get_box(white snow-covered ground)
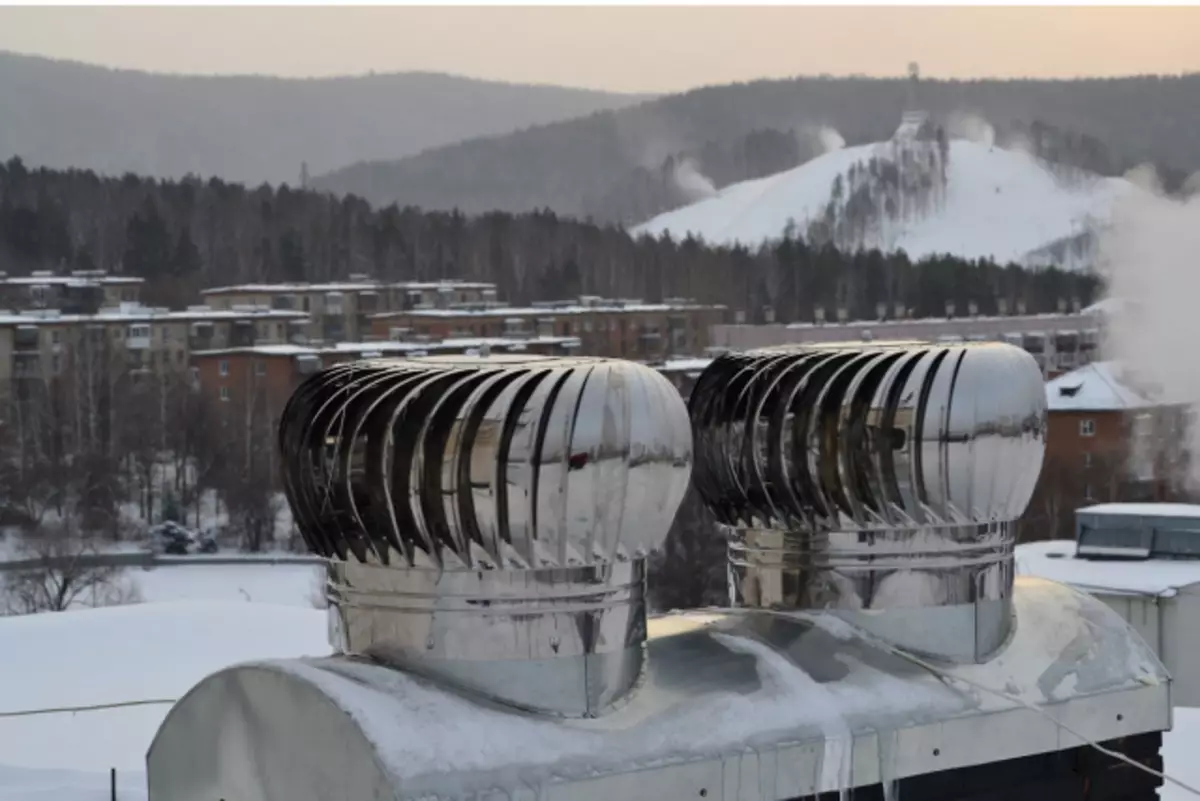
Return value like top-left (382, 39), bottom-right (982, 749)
top-left (633, 140), bottom-right (1137, 267)
top-left (0, 600), bottom-right (330, 800)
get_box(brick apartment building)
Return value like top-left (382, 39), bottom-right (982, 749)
top-left (201, 278), bottom-right (500, 344)
top-left (370, 296), bottom-right (728, 361)
top-left (190, 335), bottom-right (581, 418)
top-left (1028, 360), bottom-right (1190, 539)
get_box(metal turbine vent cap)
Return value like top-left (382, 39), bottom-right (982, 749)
top-left (278, 353), bottom-right (693, 717)
top-left (688, 340), bottom-right (1047, 662)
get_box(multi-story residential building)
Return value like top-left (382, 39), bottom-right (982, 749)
top-left (370, 296), bottom-right (727, 361)
top-left (0, 270), bottom-right (143, 313)
top-left (711, 309), bottom-right (1104, 378)
top-left (190, 335), bottom-right (581, 416)
top-left (1026, 360), bottom-right (1191, 539)
top-left (200, 277), bottom-right (500, 345)
top-left (0, 302), bottom-right (307, 385)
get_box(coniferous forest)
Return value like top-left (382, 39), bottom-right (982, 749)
top-left (0, 157), bottom-right (1102, 319)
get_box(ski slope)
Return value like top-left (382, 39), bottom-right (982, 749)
top-left (633, 140), bottom-right (1137, 267)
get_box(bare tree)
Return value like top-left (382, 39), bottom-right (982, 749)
top-left (1, 520), bottom-right (141, 615)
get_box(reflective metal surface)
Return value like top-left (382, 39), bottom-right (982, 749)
top-left (277, 354), bottom-right (693, 717)
top-left (689, 341), bottom-right (1047, 662)
top-left (146, 578), bottom-right (1171, 801)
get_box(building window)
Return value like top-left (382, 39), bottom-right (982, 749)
top-left (219, 360), bottom-right (229, 376)
top-left (51, 330), bottom-right (61, 345)
top-left (1079, 419), bottom-right (1095, 437)
top-left (219, 386), bottom-right (230, 402)
top-left (255, 360), bottom-right (266, 377)
top-left (1083, 452), bottom-right (1093, 468)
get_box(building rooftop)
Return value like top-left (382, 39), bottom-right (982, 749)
top-left (783, 310), bottom-right (1102, 332)
top-left (1016, 539), bottom-right (1200, 597)
top-left (0, 270), bottom-right (144, 287)
top-left (201, 280), bottom-right (498, 295)
top-left (373, 300), bottom-right (726, 319)
top-left (1044, 361), bottom-right (1156, 412)
top-left (1078, 502), bottom-right (1200, 519)
top-left (191, 335), bottom-right (583, 359)
top-left (0, 303), bottom-right (308, 326)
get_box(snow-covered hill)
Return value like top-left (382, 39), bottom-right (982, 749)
top-left (632, 139), bottom-right (1138, 269)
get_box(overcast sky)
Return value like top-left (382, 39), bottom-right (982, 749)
top-left (2, 6), bottom-right (1199, 94)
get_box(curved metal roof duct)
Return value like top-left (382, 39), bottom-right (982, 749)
top-left (689, 341), bottom-right (1046, 662)
top-left (278, 354), bottom-right (692, 717)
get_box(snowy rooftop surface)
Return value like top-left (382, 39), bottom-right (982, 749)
top-left (1, 274), bottom-right (143, 287)
top-left (0, 304), bottom-right (307, 326)
top-left (658, 357), bottom-right (713, 373)
top-left (373, 300), bottom-right (725, 318)
top-left (1045, 360), bottom-right (1155, 412)
top-left (783, 310), bottom-right (1100, 332)
top-left (1079, 502), bottom-right (1200, 519)
top-left (202, 280), bottom-right (497, 295)
top-left (633, 140), bottom-right (1137, 268)
top-left (230, 577), bottom-right (1165, 795)
top-left (0, 566), bottom-right (1192, 800)
top-left (191, 335), bottom-right (582, 359)
top-left (1015, 540), bottom-right (1200, 596)
top-left (0, 601), bottom-right (329, 774)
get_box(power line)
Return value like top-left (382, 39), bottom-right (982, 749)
top-left (0, 698), bottom-right (176, 719)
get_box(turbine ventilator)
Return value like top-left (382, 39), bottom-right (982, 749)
top-left (148, 347), bottom-right (1173, 801)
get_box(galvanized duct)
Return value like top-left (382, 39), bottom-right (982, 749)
top-left (277, 354), bottom-right (693, 717)
top-left (688, 341), bottom-right (1047, 662)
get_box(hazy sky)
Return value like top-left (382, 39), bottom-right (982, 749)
top-left (2, 6), bottom-right (1199, 94)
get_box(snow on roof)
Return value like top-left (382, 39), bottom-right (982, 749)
top-left (1045, 360), bottom-right (1155, 412)
top-left (202, 280), bottom-right (498, 295)
top-left (659, 357), bottom-right (712, 373)
top-left (1, 274), bottom-right (143, 287)
top-left (0, 601), bottom-right (330, 773)
top-left (0, 304), bottom-right (307, 326)
top-left (374, 300), bottom-right (724, 319)
top-left (1078, 503), bottom-right (1200, 519)
top-left (1015, 540), bottom-right (1200, 597)
top-left (190, 335), bottom-right (582, 359)
top-left (632, 139), bottom-right (1139, 269)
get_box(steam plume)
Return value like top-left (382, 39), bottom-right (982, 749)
top-left (672, 158), bottom-right (717, 202)
top-left (1099, 164), bottom-right (1200, 484)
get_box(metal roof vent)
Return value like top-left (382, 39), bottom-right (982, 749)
top-left (278, 354), bottom-right (692, 717)
top-left (688, 341), bottom-right (1046, 662)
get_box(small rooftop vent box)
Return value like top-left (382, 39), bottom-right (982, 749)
top-left (1076, 503), bottom-right (1200, 561)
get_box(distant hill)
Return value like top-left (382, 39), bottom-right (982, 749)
top-left (0, 50), bottom-right (648, 185)
top-left (312, 74), bottom-right (1200, 222)
top-left (635, 137), bottom-right (1141, 271)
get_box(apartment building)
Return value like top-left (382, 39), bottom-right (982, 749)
top-left (370, 296), bottom-right (728, 361)
top-left (0, 302), bottom-right (307, 384)
top-left (200, 277), bottom-right (500, 344)
top-left (190, 335), bottom-right (581, 412)
top-left (711, 309), bottom-right (1104, 378)
top-left (0, 270), bottom-right (143, 313)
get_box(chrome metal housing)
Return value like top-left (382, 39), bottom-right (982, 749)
top-left (689, 341), bottom-right (1047, 662)
top-left (278, 354), bottom-right (692, 717)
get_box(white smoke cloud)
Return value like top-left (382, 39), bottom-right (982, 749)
top-left (671, 157), bottom-right (717, 202)
top-left (1099, 165), bottom-right (1200, 484)
top-left (945, 112), bottom-right (995, 147)
top-left (798, 125), bottom-right (846, 157)
top-left (816, 126), bottom-right (846, 154)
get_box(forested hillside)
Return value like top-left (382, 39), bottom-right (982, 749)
top-left (0, 157), bottom-right (1101, 322)
top-left (0, 50), bottom-right (647, 185)
top-left (314, 73), bottom-right (1200, 221)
